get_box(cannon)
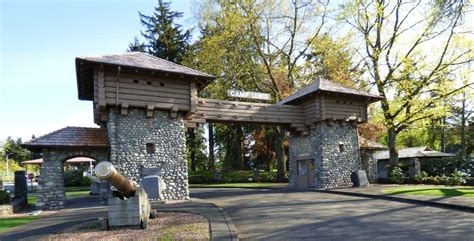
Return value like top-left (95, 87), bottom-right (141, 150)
top-left (95, 161), bottom-right (157, 229)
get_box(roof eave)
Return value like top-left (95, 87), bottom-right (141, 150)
top-left (78, 58), bottom-right (215, 80)
top-left (22, 144), bottom-right (109, 150)
top-left (280, 89), bottom-right (384, 106)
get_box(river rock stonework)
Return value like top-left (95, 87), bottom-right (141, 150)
top-left (38, 149), bottom-right (108, 210)
top-left (107, 108), bottom-right (189, 200)
top-left (360, 149), bottom-right (378, 183)
top-left (289, 121), bottom-right (361, 189)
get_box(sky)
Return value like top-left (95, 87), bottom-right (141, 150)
top-left (0, 0), bottom-right (196, 142)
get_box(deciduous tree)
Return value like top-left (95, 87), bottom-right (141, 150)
top-left (343, 0), bottom-right (473, 167)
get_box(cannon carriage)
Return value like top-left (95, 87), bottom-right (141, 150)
top-left (95, 161), bottom-right (157, 229)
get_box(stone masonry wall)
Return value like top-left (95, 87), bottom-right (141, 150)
top-left (107, 108), bottom-right (189, 200)
top-left (289, 121), bottom-right (361, 189)
top-left (360, 149), bottom-right (378, 182)
top-left (38, 149), bottom-right (108, 210)
top-left (288, 132), bottom-right (315, 189)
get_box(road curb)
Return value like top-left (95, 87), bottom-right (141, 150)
top-left (153, 200), bottom-right (239, 241)
top-left (321, 189), bottom-right (474, 213)
top-left (190, 185), bottom-right (287, 190)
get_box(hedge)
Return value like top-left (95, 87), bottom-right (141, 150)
top-left (188, 170), bottom-right (287, 184)
top-left (64, 169), bottom-right (90, 187)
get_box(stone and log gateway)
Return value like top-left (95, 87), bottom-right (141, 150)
top-left (23, 52), bottom-right (382, 210)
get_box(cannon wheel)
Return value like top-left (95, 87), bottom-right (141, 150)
top-left (140, 217), bottom-right (149, 230)
top-left (149, 209), bottom-right (157, 219)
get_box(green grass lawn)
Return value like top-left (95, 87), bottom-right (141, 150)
top-left (0, 216), bottom-right (39, 233)
top-left (2, 186), bottom-right (92, 233)
top-left (190, 183), bottom-right (286, 188)
top-left (28, 186), bottom-right (91, 205)
top-left (383, 187), bottom-right (474, 197)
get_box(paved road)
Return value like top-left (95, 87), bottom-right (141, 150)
top-left (191, 188), bottom-right (474, 241)
top-left (1, 196), bottom-right (107, 241)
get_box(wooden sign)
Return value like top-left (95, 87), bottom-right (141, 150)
top-left (227, 89), bottom-right (271, 100)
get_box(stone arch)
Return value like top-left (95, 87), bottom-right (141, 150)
top-left (36, 148), bottom-right (109, 210)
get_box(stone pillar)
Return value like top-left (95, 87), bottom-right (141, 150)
top-left (409, 158), bottom-right (421, 178)
top-left (360, 150), bottom-right (378, 183)
top-left (289, 121), bottom-right (360, 190)
top-left (99, 180), bottom-right (110, 205)
top-left (37, 151), bottom-right (65, 210)
top-left (13, 171), bottom-right (28, 211)
top-left (107, 108), bottom-right (189, 200)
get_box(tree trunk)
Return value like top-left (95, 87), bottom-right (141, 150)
top-left (428, 120), bottom-right (437, 149)
top-left (388, 127), bottom-right (399, 168)
top-left (461, 92), bottom-right (467, 160)
top-left (440, 117), bottom-right (446, 152)
top-left (265, 158), bottom-right (271, 171)
top-left (235, 125), bottom-right (245, 169)
top-left (275, 127), bottom-right (286, 181)
top-left (187, 128), bottom-right (197, 171)
top-left (208, 123), bottom-right (215, 170)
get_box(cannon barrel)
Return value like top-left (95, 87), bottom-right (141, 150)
top-left (95, 161), bottom-right (136, 196)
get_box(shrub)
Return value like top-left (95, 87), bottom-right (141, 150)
top-left (0, 190), bottom-right (10, 204)
top-left (388, 166), bottom-right (405, 184)
top-left (187, 169), bottom-right (288, 184)
top-left (446, 170), bottom-right (468, 186)
top-left (80, 176), bottom-right (91, 186)
top-left (421, 157), bottom-right (464, 176)
top-left (423, 175), bottom-right (447, 185)
top-left (189, 175), bottom-right (207, 184)
top-left (64, 169), bottom-right (88, 187)
top-left (414, 171), bottom-right (429, 184)
top-left (221, 171), bottom-right (251, 183)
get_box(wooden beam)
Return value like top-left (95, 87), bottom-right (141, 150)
top-left (98, 69), bottom-right (106, 110)
top-left (185, 122), bottom-right (196, 129)
top-left (320, 96), bottom-right (326, 120)
top-left (190, 81), bottom-right (197, 114)
top-left (146, 104), bottom-right (154, 118)
top-left (169, 105), bottom-right (179, 119)
top-left (115, 66), bottom-right (121, 106)
top-left (121, 102), bottom-right (129, 116)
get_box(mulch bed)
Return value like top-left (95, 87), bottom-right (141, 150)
top-left (37, 212), bottom-right (209, 241)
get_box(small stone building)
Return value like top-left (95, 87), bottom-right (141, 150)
top-left (24, 52), bottom-right (382, 209)
top-left (376, 146), bottom-right (456, 179)
top-left (359, 136), bottom-right (388, 183)
top-left (23, 127), bottom-right (109, 210)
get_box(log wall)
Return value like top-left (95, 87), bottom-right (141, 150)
top-left (93, 67), bottom-right (195, 124)
top-left (185, 98), bottom-right (309, 133)
top-left (90, 66), bottom-right (370, 131)
top-left (321, 95), bottom-right (367, 122)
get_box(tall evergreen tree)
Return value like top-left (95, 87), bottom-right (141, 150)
top-left (130, 0), bottom-right (191, 64)
top-left (130, 0), bottom-right (204, 170)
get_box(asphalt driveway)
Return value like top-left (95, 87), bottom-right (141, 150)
top-left (191, 188), bottom-right (474, 241)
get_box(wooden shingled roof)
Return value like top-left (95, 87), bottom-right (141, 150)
top-left (22, 127), bottom-right (109, 151)
top-left (376, 147), bottom-right (456, 160)
top-left (76, 52), bottom-right (216, 100)
top-left (278, 78), bottom-right (383, 105)
top-left (358, 136), bottom-right (388, 150)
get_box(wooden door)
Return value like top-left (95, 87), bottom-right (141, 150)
top-left (296, 159), bottom-right (316, 189)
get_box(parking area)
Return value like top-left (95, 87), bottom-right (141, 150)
top-left (191, 188), bottom-right (474, 241)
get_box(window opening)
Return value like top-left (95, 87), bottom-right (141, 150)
top-left (146, 143), bottom-right (156, 154)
